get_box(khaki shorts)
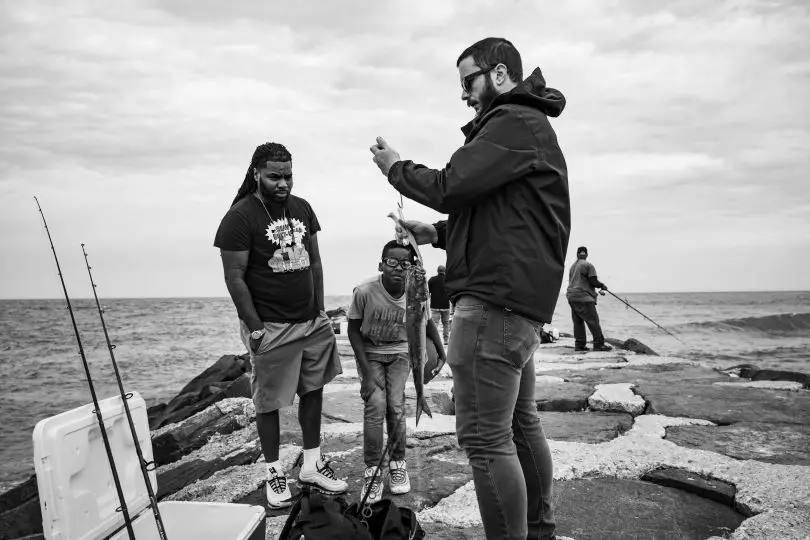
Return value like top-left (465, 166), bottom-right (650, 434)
top-left (240, 314), bottom-right (342, 414)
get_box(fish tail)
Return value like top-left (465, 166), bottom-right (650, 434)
top-left (415, 395), bottom-right (433, 426)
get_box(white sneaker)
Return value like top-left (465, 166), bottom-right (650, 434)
top-left (388, 460), bottom-right (411, 495)
top-left (361, 466), bottom-right (384, 503)
top-left (265, 467), bottom-right (292, 509)
top-left (299, 458), bottom-right (348, 494)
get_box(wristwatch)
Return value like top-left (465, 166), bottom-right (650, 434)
top-left (250, 328), bottom-right (266, 340)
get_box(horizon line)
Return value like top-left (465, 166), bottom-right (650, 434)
top-left (1, 288), bottom-right (809, 301)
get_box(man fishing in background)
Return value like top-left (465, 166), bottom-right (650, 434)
top-left (213, 142), bottom-right (348, 510)
top-left (369, 37), bottom-right (570, 540)
top-left (428, 264), bottom-right (452, 345)
top-left (566, 246), bottom-right (612, 352)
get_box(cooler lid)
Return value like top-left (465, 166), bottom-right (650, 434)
top-left (33, 391), bottom-right (156, 540)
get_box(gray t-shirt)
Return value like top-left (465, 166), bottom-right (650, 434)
top-left (566, 259), bottom-right (598, 303)
top-left (348, 276), bottom-right (408, 354)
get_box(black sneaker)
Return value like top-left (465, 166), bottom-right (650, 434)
top-left (592, 344), bottom-right (613, 352)
top-left (574, 346), bottom-right (589, 352)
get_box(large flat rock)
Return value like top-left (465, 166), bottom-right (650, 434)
top-left (666, 422), bottom-right (810, 466)
top-left (548, 364), bottom-right (810, 425)
top-left (640, 382), bottom-right (810, 425)
top-left (540, 411), bottom-right (633, 444)
top-left (552, 477), bottom-right (745, 540)
top-left (535, 381), bottom-right (593, 412)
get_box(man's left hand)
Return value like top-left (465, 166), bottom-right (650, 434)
top-left (369, 136), bottom-right (400, 176)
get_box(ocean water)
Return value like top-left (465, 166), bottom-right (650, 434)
top-left (1, 291), bottom-right (808, 490)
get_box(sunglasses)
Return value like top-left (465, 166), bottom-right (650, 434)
top-left (461, 65), bottom-right (495, 93)
top-left (382, 257), bottom-right (413, 269)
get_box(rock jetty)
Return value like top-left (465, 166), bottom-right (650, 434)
top-left (2, 316), bottom-right (809, 540)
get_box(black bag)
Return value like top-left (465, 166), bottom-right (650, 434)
top-left (279, 487), bottom-right (424, 540)
top-left (346, 499), bottom-right (425, 540)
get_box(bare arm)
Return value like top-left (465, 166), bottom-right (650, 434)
top-left (220, 249), bottom-right (263, 332)
top-left (347, 319), bottom-right (371, 377)
top-left (347, 318), bottom-right (379, 400)
top-left (309, 233), bottom-right (325, 312)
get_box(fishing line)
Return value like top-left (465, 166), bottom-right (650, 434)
top-left (606, 290), bottom-right (684, 344)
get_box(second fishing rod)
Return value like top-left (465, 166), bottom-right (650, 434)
top-left (81, 243), bottom-right (169, 540)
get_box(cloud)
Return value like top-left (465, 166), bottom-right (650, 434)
top-left (1, 0), bottom-right (809, 298)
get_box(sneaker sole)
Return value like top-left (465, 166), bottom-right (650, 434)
top-left (389, 487), bottom-right (411, 495)
top-left (299, 481), bottom-right (348, 495)
top-left (266, 499), bottom-right (293, 510)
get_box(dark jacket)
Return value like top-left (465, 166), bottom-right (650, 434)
top-left (388, 68), bottom-right (571, 322)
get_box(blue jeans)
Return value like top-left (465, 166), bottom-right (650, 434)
top-left (358, 352), bottom-right (410, 467)
top-left (449, 295), bottom-right (555, 540)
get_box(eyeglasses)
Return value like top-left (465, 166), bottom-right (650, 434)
top-left (382, 257), bottom-right (413, 269)
top-left (461, 65), bottom-right (495, 93)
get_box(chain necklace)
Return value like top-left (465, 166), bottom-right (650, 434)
top-left (254, 191), bottom-right (287, 222)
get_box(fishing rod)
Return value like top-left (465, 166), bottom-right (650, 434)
top-left (606, 290), bottom-right (685, 344)
top-left (33, 197), bottom-right (137, 540)
top-left (81, 244), bottom-right (168, 540)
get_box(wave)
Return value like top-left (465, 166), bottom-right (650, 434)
top-left (680, 312), bottom-right (810, 336)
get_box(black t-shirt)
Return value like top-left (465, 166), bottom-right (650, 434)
top-left (428, 274), bottom-right (450, 309)
top-left (214, 194), bottom-right (321, 322)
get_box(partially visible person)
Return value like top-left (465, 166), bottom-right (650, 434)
top-left (369, 37), bottom-right (569, 540)
top-left (347, 240), bottom-right (446, 503)
top-left (428, 265), bottom-right (451, 344)
top-left (565, 246), bottom-right (612, 352)
top-left (214, 141), bottom-right (348, 510)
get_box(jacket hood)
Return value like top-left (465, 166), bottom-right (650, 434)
top-left (517, 68), bottom-right (566, 117)
top-left (462, 67), bottom-right (566, 135)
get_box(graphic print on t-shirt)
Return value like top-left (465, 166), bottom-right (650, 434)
top-left (265, 217), bottom-right (310, 273)
top-left (364, 305), bottom-right (406, 342)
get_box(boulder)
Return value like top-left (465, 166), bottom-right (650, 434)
top-left (148, 365), bottom-right (252, 429)
top-left (605, 337), bottom-right (658, 356)
top-left (151, 398), bottom-right (257, 466)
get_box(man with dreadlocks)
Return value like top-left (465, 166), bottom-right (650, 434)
top-left (214, 142), bottom-right (348, 509)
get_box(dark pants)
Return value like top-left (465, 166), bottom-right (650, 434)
top-left (448, 295), bottom-right (555, 540)
top-left (569, 300), bottom-right (605, 349)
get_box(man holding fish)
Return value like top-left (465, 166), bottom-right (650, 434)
top-left (370, 37), bottom-right (571, 540)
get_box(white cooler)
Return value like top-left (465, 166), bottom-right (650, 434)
top-left (33, 392), bottom-right (266, 540)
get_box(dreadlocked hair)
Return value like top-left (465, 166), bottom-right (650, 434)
top-left (230, 142), bottom-right (292, 207)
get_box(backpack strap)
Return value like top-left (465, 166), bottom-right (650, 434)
top-left (278, 496), bottom-right (304, 540)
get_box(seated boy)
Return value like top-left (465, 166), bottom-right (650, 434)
top-left (347, 240), bottom-right (446, 502)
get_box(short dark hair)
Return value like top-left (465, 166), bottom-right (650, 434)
top-left (457, 37), bottom-right (523, 84)
top-left (230, 142), bottom-right (292, 207)
top-left (381, 240), bottom-right (417, 262)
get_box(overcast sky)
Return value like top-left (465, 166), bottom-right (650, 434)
top-left (1, 0), bottom-right (808, 300)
